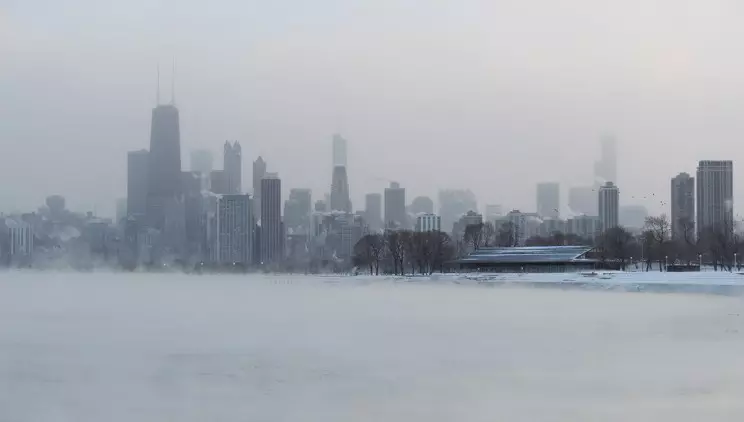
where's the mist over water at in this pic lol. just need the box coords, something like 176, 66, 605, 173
1, 273, 744, 421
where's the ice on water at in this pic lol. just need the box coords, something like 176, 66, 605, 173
1, 272, 744, 421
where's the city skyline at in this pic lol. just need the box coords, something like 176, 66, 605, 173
7, 1, 744, 217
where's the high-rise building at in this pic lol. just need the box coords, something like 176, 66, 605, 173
332, 133, 347, 167
536, 182, 560, 218
284, 188, 312, 234
116, 198, 127, 224
384, 182, 407, 229
671, 172, 695, 240
697, 160, 733, 237
598, 182, 619, 233
260, 173, 282, 265
439, 189, 478, 234
224, 141, 242, 194
364, 193, 383, 232
253, 157, 266, 221
330, 166, 351, 212
410, 196, 434, 215
190, 149, 214, 174
594, 135, 617, 185
127, 149, 149, 217
484, 204, 503, 221
146, 103, 182, 231
415, 214, 441, 232
209, 170, 228, 194
217, 194, 254, 266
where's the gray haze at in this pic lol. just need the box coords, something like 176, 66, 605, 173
3, 273, 744, 421
4, 0, 744, 216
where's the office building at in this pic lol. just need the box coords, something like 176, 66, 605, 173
332, 133, 347, 167
284, 188, 312, 234
671, 172, 695, 240
384, 182, 407, 229
146, 103, 182, 231
330, 166, 351, 212
364, 193, 383, 232
217, 194, 254, 266
697, 160, 734, 237
536, 182, 560, 218
439, 189, 477, 234
224, 141, 242, 194
260, 173, 282, 265
410, 196, 434, 215
416, 214, 441, 232
253, 157, 266, 221
127, 149, 149, 217
598, 182, 619, 233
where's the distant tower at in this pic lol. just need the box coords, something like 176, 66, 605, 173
364, 193, 383, 232
697, 160, 733, 238
330, 134, 351, 212
127, 149, 149, 218
217, 194, 254, 266
284, 188, 312, 234
253, 157, 267, 221
260, 173, 283, 265
224, 141, 242, 194
409, 196, 434, 215
384, 182, 407, 229
598, 182, 619, 233
146, 99, 182, 230
536, 182, 560, 219
671, 172, 695, 241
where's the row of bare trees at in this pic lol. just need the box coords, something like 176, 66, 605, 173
353, 230, 457, 275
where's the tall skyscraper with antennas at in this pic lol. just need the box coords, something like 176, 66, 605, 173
146, 66, 182, 236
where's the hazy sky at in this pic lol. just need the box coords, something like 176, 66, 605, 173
3, 0, 744, 217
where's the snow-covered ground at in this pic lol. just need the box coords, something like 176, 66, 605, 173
1, 272, 744, 421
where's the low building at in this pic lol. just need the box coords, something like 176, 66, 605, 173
454, 245, 598, 273
415, 214, 441, 232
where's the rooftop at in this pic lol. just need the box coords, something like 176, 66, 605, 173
457, 245, 595, 264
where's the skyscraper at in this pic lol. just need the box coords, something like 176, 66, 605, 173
332, 133, 347, 167
598, 182, 619, 233
671, 172, 695, 240
594, 135, 617, 185
146, 103, 182, 231
568, 186, 598, 216
364, 193, 383, 232
224, 141, 242, 194
217, 194, 254, 266
438, 189, 477, 234
127, 149, 149, 218
697, 160, 733, 237
536, 182, 560, 218
190, 149, 214, 174
253, 157, 266, 221
260, 173, 282, 265
330, 134, 351, 213
284, 188, 312, 234
384, 182, 407, 229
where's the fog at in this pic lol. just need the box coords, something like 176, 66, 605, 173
1, 273, 744, 421
4, 1, 744, 215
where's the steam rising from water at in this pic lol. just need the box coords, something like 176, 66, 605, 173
1, 273, 744, 421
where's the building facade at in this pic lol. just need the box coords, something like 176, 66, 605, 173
217, 194, 254, 266
598, 182, 619, 233
364, 193, 383, 232
384, 182, 407, 229
697, 160, 733, 237
146, 104, 182, 231
284, 188, 312, 234
224, 141, 242, 194
190, 149, 214, 174
252, 157, 266, 221
127, 149, 149, 217
415, 214, 441, 232
671, 172, 695, 240
260, 174, 283, 265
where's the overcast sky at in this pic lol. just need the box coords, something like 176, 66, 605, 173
3, 0, 744, 217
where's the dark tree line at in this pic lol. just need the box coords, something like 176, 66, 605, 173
353, 230, 456, 275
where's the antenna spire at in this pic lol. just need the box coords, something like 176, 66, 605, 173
170, 57, 176, 105
156, 62, 161, 105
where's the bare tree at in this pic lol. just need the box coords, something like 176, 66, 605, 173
645, 215, 671, 271
430, 231, 455, 273
598, 226, 633, 270
353, 234, 377, 274
497, 221, 518, 247
481, 221, 496, 247
463, 223, 484, 252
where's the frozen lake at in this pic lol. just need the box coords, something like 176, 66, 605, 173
2, 272, 744, 421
